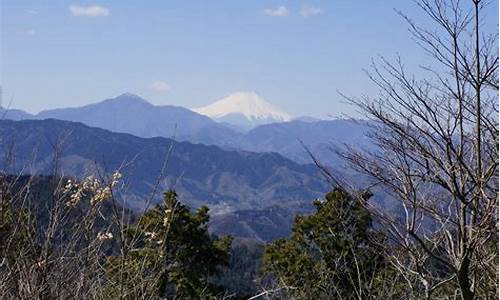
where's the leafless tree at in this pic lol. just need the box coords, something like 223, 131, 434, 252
0, 131, 180, 299
339, 0, 498, 298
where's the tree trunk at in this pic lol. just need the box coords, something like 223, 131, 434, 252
457, 258, 474, 300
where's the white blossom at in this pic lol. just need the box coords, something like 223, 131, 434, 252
110, 171, 122, 188
97, 231, 113, 241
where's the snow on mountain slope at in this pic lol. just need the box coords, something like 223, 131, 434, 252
193, 91, 292, 128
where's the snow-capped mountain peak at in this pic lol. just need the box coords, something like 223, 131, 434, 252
193, 91, 291, 128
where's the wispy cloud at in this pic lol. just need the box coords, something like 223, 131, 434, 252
27, 10, 38, 15
300, 5, 323, 17
263, 6, 289, 17
69, 5, 109, 17
149, 81, 171, 93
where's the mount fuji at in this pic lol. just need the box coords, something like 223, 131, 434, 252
193, 91, 292, 129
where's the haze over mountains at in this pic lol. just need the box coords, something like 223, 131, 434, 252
0, 107, 34, 121
37, 93, 240, 146
1, 92, 373, 165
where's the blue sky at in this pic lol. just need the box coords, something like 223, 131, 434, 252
1, 1, 498, 118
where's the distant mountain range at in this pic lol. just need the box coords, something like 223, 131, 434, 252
1, 93, 374, 166
241, 119, 374, 165
0, 118, 332, 240
38, 93, 241, 146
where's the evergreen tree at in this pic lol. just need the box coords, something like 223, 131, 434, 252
262, 188, 389, 299
106, 190, 232, 299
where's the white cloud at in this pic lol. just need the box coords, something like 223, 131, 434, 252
69, 5, 109, 17
25, 29, 36, 36
300, 5, 323, 17
149, 81, 171, 93
27, 10, 38, 15
263, 6, 289, 17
